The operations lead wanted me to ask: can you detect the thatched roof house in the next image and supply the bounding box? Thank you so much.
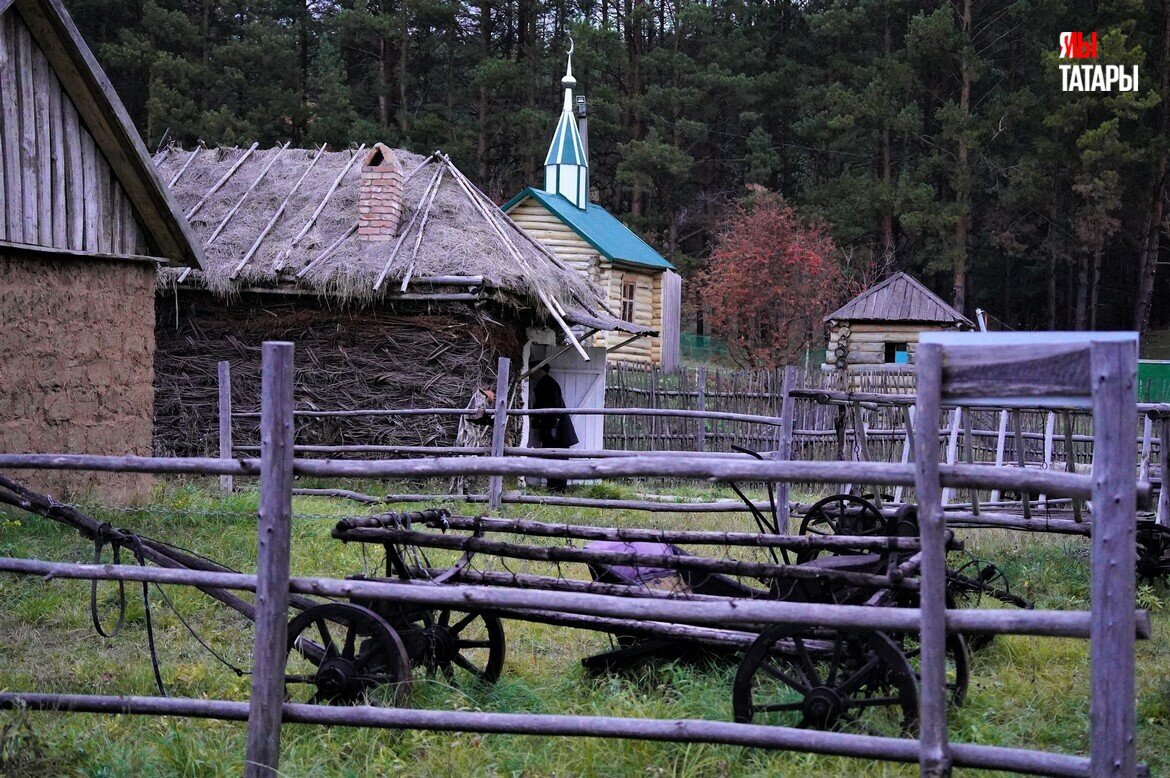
[152,143,645,456]
[822,271,973,382]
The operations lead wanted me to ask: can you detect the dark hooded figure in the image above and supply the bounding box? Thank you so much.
[531,366,578,491]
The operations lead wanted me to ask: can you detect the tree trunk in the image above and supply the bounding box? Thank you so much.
[880,17,894,261]
[1135,0,1170,332]
[398,17,410,134]
[1075,251,1090,330]
[624,0,646,217]
[1047,229,1058,329]
[476,0,492,185]
[378,36,392,130]
[952,0,972,314]
[1089,241,1103,330]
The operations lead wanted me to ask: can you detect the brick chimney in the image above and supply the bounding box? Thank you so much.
[358,143,403,241]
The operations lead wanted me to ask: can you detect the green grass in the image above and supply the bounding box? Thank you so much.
[1,482,1168,776]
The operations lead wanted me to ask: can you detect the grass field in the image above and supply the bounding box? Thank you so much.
[1,480,1168,776]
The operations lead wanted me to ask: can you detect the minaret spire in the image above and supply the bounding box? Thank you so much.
[543,37,589,209]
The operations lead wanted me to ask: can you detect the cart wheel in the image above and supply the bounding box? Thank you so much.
[1136,523,1170,584]
[285,603,412,705]
[733,625,918,734]
[422,609,505,684]
[796,494,885,563]
[947,557,1030,652]
[894,632,970,706]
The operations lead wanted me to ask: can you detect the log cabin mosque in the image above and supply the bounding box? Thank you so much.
[504,46,681,372]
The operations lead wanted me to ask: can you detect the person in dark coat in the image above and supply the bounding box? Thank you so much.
[531,365,578,492]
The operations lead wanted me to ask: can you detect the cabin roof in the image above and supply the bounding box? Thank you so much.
[503,187,675,271]
[155,145,651,335]
[2,0,202,267]
[825,272,973,326]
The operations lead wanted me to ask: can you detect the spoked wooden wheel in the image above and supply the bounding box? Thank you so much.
[894,632,970,706]
[796,495,885,563]
[733,625,918,734]
[285,603,412,705]
[421,609,505,684]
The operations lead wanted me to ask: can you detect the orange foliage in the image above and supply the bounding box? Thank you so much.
[697,191,847,368]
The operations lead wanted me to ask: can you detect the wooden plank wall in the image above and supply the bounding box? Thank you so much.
[0,10,141,255]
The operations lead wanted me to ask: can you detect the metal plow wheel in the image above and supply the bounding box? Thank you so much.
[796,495,885,563]
[285,602,412,706]
[732,624,918,735]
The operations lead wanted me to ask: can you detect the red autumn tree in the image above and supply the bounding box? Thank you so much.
[697,190,848,368]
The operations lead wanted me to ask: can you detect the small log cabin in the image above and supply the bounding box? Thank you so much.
[0,0,201,503]
[504,50,681,370]
[822,272,972,382]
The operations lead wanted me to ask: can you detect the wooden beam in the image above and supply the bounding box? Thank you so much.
[487,357,511,510]
[1088,339,1138,776]
[12,0,203,266]
[244,342,295,776]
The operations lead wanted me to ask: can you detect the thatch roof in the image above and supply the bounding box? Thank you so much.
[825,272,973,326]
[154,143,646,334]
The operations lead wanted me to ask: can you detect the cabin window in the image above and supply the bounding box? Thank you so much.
[884,342,910,364]
[620,279,637,322]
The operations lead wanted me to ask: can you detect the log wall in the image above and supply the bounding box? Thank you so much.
[0,10,142,255]
[507,197,667,365]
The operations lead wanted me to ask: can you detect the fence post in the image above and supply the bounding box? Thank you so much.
[244,342,295,777]
[990,409,1009,503]
[488,357,511,510]
[1088,339,1136,776]
[773,365,797,534]
[911,341,951,776]
[696,367,707,453]
[1013,412,1030,519]
[1064,411,1082,522]
[218,361,233,494]
[1158,414,1170,528]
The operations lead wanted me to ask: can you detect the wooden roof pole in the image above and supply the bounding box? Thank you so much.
[294,222,356,279]
[439,155,590,361]
[274,144,366,269]
[399,165,447,292]
[167,143,202,188]
[447,158,613,317]
[371,159,444,291]
[207,141,289,245]
[186,142,257,219]
[229,143,326,278]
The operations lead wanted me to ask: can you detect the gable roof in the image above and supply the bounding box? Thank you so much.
[825,272,973,326]
[3,0,201,267]
[154,145,651,336]
[503,187,675,271]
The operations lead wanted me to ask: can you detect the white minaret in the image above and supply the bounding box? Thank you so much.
[543,40,589,210]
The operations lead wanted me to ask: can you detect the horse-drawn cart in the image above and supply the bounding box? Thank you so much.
[302,497,1022,735]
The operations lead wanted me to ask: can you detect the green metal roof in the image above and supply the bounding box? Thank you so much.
[503,187,675,271]
[544,109,587,167]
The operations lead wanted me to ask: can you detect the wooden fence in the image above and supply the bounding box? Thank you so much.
[0,334,1149,775]
[216,357,1167,522]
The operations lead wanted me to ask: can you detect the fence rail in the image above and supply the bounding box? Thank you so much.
[0,336,1150,776]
